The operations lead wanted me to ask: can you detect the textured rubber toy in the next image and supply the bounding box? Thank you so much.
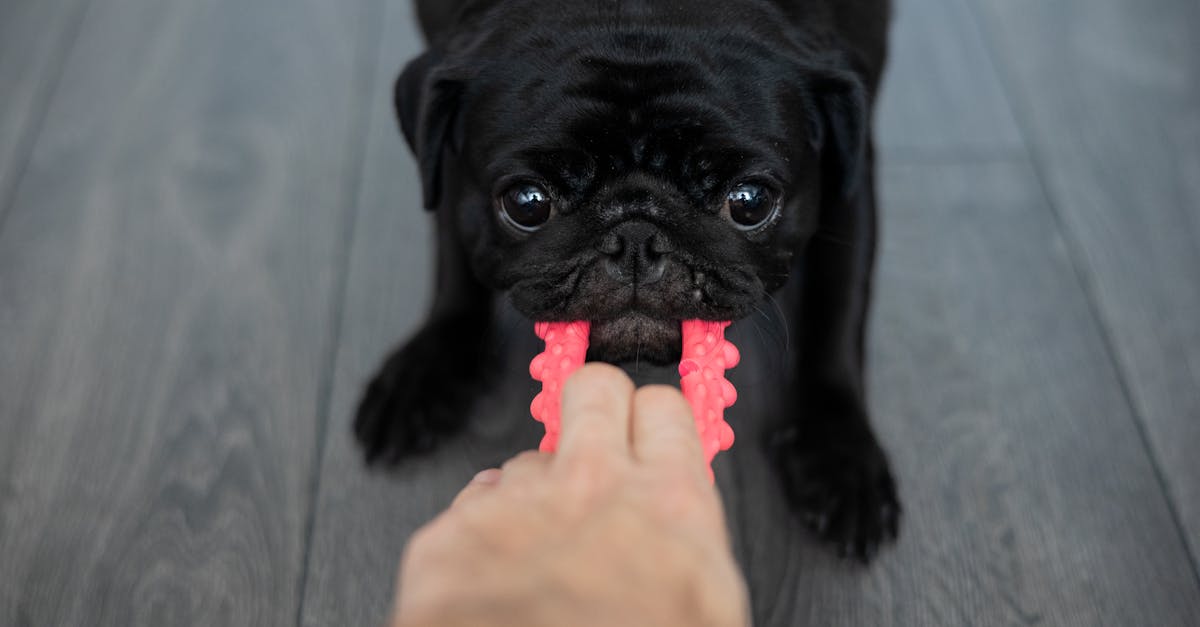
[678,320,740,469]
[529,320,738,475]
[529,321,591,453]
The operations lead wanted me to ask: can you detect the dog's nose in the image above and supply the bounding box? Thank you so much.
[598,221,670,285]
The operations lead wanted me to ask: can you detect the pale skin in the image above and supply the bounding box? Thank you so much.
[390,364,751,627]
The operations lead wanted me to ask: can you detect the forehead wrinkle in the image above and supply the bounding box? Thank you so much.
[486,93,787,197]
[470,21,801,195]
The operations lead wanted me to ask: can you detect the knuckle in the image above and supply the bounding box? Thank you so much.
[560,449,622,495]
[650,473,717,519]
[652,483,701,519]
[561,411,626,452]
[405,520,451,559]
[565,440,620,469]
[654,426,704,456]
[501,450,544,473]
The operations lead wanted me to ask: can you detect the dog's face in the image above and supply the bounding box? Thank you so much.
[398,3,866,363]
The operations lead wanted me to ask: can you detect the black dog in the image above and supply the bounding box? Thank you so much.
[356,0,898,562]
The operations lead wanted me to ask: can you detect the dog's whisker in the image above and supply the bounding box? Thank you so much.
[750,302,789,363]
[748,305,771,357]
[765,292,791,353]
[813,229,856,248]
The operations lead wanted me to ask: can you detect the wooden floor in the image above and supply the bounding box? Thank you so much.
[1,0,1198,624]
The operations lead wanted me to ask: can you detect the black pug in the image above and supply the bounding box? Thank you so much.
[356,0,898,561]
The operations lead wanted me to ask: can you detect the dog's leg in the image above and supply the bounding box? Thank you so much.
[770,144,900,562]
[354,207,492,466]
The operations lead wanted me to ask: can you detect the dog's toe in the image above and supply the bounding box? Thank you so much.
[353,325,481,467]
[769,426,901,563]
[354,380,457,466]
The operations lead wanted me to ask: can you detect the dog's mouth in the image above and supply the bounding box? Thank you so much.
[587,313,683,364]
[510,257,764,365]
[545,275,752,365]
[530,319,739,474]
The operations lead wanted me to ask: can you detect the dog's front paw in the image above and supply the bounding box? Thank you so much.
[354,317,487,466]
[768,424,901,563]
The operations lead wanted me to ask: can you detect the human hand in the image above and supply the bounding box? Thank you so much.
[390,363,750,627]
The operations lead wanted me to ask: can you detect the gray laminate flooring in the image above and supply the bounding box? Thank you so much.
[1,0,1197,624]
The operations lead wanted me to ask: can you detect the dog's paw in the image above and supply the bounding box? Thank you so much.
[768,424,901,563]
[354,318,486,466]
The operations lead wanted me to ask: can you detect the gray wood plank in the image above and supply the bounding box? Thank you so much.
[298,3,449,625]
[726,160,1200,626]
[0,0,90,221]
[0,0,376,624]
[970,0,1200,560]
[875,0,1024,157]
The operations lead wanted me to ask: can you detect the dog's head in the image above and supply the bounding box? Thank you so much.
[396,2,866,363]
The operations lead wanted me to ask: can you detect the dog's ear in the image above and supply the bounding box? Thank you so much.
[395,50,464,210]
[806,69,869,202]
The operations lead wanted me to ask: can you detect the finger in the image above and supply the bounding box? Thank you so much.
[499,450,551,484]
[631,384,708,477]
[556,363,635,461]
[449,467,502,509]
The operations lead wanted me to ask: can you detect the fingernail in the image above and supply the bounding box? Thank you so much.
[472,468,502,485]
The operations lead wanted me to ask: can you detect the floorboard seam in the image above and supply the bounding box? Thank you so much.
[0,0,95,238]
[292,1,388,624]
[960,0,1200,590]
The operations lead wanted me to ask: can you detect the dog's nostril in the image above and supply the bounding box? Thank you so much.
[598,232,623,257]
[643,256,667,284]
[648,234,674,256]
[602,257,625,281]
[600,221,671,284]
[603,223,661,257]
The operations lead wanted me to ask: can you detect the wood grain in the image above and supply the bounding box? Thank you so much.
[875,0,1023,158]
[0,0,376,624]
[971,0,1200,560]
[298,3,470,624]
[0,0,91,220]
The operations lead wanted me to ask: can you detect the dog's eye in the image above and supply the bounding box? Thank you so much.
[498,184,554,231]
[725,183,778,229]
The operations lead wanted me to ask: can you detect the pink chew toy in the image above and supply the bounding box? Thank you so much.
[678,320,740,468]
[529,319,739,476]
[529,321,591,453]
